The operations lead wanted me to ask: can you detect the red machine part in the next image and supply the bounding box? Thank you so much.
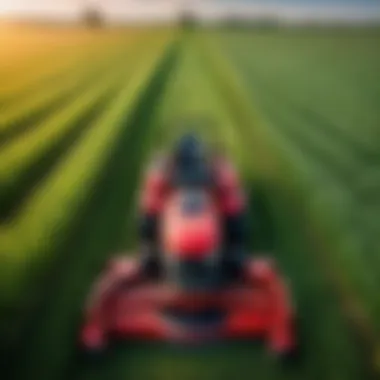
[139,156,246,217]
[214,158,246,215]
[81,258,141,349]
[160,191,221,260]
[81,258,296,355]
[139,158,170,215]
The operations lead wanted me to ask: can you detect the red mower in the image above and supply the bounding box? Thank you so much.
[80,133,297,360]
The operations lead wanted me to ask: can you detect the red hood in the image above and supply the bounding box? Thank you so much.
[164,214,220,261]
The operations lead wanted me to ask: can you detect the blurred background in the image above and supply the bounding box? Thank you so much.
[0,1,379,380]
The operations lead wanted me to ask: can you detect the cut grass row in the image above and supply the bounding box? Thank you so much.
[0,26,144,100]
[213,65,371,198]
[224,34,380,246]
[0,38,156,221]
[0,44,95,100]
[9,34,178,380]
[238,83,380,291]
[197,31,377,378]
[0,30,152,109]
[216,30,380,338]
[0,44,134,144]
[211,30,380,364]
[152,34,247,168]
[0,33,173,354]
[0,69,122,204]
[219,31,380,156]
[0,86,117,223]
[0,23,102,69]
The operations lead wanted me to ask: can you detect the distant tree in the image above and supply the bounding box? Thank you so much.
[221,14,280,30]
[252,17,280,30]
[82,6,104,28]
[222,15,243,29]
[179,10,198,30]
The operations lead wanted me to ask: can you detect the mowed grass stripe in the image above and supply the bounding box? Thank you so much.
[0,30,151,110]
[0,35,145,142]
[0,34,172,315]
[0,77,118,214]
[219,33,379,197]
[0,37,156,221]
[0,28,141,97]
[0,24,100,73]
[236,92,380,310]
[217,32,380,337]
[0,44,102,106]
[153,34,247,167]
[0,42,94,96]
[219,31,380,150]
[0,54,121,145]
[10,34,176,380]
[207,31,380,372]
[222,71,365,191]
[219,32,379,188]
[0,86,118,223]
[217,59,380,292]
[201,32,371,379]
[0,45,146,217]
[198,33,375,379]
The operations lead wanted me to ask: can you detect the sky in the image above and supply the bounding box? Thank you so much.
[0,0,380,21]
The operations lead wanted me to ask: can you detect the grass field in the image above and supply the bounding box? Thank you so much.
[0,24,379,380]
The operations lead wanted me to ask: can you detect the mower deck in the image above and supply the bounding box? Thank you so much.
[108,282,271,341]
[81,258,296,354]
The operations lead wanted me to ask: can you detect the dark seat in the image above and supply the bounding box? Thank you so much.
[170,161,213,189]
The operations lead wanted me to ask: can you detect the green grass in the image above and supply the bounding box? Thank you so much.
[0,31,172,348]
[0,42,133,145]
[216,29,380,339]
[0,38,155,221]
[1,26,379,380]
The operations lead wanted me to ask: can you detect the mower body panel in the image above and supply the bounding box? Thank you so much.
[81,257,296,354]
[80,134,297,357]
